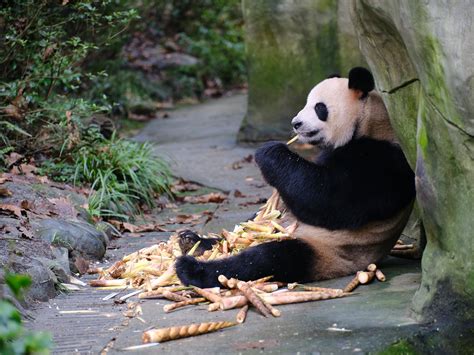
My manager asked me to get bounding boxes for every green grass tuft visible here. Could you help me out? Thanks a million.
[74,132,172,220]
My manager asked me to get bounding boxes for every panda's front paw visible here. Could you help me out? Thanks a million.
[255,141,288,167]
[255,141,290,186]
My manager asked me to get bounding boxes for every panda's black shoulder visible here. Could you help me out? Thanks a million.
[319,137,411,172]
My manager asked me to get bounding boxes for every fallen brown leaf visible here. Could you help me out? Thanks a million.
[183,192,227,204]
[167,214,202,224]
[6,152,23,166]
[0,188,12,197]
[234,190,246,198]
[74,257,90,274]
[0,204,23,218]
[20,200,32,210]
[121,222,167,233]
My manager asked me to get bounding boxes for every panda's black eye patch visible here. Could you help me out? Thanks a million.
[315,103,328,121]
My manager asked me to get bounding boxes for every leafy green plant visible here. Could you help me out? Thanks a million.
[73,131,172,219]
[0,0,138,158]
[1,273,52,354]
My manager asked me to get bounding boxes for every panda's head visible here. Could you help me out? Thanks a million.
[291,67,393,148]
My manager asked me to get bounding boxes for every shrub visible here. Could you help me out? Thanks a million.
[0,0,138,157]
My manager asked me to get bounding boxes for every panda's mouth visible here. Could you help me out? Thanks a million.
[298,130,324,146]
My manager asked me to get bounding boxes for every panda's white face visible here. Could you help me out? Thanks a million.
[291,78,363,148]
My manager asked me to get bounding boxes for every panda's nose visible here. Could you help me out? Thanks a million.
[292,121,303,130]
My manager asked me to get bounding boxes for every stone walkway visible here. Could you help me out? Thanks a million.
[29,94,424,354]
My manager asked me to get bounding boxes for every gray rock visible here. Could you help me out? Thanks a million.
[36,219,107,261]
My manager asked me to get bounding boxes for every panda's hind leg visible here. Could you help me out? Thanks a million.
[177,230,219,256]
[175,239,316,288]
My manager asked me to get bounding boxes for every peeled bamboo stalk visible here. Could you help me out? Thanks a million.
[227,278,239,289]
[193,287,222,303]
[219,295,248,310]
[286,135,299,145]
[87,267,103,274]
[261,291,349,305]
[142,321,237,343]
[287,283,343,295]
[392,244,414,250]
[90,279,127,287]
[237,281,271,317]
[162,291,188,302]
[255,293,281,317]
[375,269,386,282]
[253,283,279,293]
[163,298,207,313]
[149,264,176,289]
[358,271,375,284]
[249,276,274,285]
[218,275,229,288]
[187,241,201,256]
[236,305,249,324]
[208,302,220,312]
[343,273,361,293]
[107,260,126,278]
[367,264,377,272]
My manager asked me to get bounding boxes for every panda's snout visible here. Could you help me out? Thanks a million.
[292,117,303,130]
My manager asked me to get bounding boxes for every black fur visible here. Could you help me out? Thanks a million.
[348,67,375,95]
[175,239,316,287]
[178,230,219,256]
[255,139,415,230]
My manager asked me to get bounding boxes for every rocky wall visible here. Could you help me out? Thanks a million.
[351,0,474,321]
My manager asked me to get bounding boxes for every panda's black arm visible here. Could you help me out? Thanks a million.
[255,140,415,230]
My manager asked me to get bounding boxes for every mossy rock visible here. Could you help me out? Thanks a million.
[352,0,474,322]
[238,0,365,142]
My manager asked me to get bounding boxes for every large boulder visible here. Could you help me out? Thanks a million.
[351,0,474,321]
[238,0,365,142]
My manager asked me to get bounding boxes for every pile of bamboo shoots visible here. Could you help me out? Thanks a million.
[89,189,296,290]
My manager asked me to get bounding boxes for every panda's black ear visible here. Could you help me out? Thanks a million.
[327,73,340,79]
[348,67,374,95]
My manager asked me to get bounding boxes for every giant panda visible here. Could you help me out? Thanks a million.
[176,67,416,287]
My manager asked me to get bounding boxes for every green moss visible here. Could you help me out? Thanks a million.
[378,339,417,355]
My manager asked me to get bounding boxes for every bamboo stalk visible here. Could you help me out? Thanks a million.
[375,269,386,282]
[219,295,248,310]
[343,273,361,293]
[367,264,377,272]
[218,275,229,288]
[207,302,220,312]
[142,321,236,343]
[255,293,281,317]
[286,135,299,145]
[261,291,350,305]
[162,291,188,302]
[236,305,249,324]
[163,298,207,313]
[237,281,271,317]
[89,279,127,287]
[287,283,343,295]
[193,287,222,303]
[358,271,375,284]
